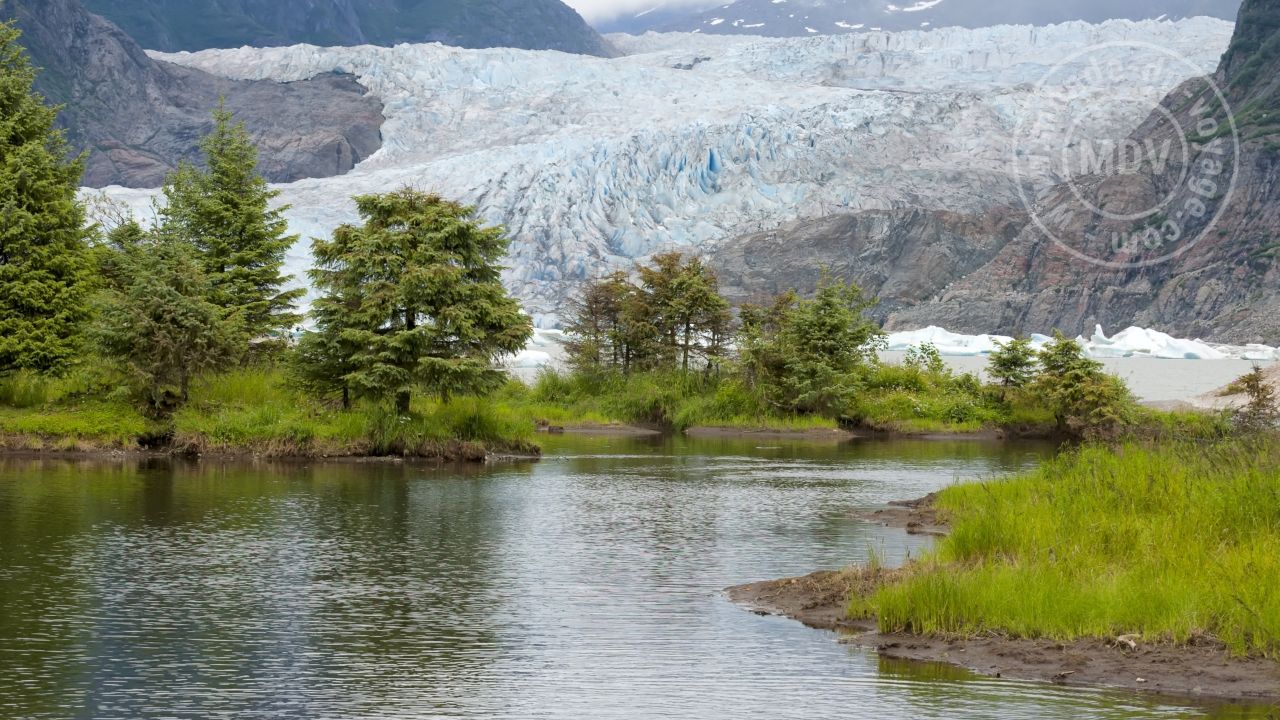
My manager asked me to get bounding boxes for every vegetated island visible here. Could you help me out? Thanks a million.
[729,371,1280,704]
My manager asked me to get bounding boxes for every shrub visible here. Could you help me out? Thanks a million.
[1234,366,1279,432]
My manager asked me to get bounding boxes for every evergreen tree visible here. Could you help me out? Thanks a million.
[1235,366,1279,432]
[160,102,302,342]
[309,189,533,414]
[564,271,630,372]
[988,337,1038,389]
[0,23,90,374]
[738,290,797,390]
[636,253,731,372]
[93,219,148,292]
[742,278,884,415]
[94,233,240,415]
[289,280,362,411]
[1034,332,1132,436]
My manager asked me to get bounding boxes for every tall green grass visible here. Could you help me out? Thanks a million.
[176,368,536,456]
[0,366,536,457]
[510,369,837,432]
[860,440,1280,657]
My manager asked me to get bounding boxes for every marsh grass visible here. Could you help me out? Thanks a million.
[859,440,1280,657]
[509,369,837,432]
[0,367,538,458]
[175,369,537,456]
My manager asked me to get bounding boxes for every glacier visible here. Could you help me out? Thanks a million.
[90,18,1234,326]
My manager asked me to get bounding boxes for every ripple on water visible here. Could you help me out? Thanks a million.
[0,439,1258,719]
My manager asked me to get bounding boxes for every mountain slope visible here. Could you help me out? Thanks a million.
[623,0,1240,37]
[710,207,1029,321]
[886,0,1280,343]
[95,19,1232,325]
[4,0,385,188]
[81,0,616,57]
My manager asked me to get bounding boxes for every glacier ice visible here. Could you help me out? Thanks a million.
[90,18,1234,326]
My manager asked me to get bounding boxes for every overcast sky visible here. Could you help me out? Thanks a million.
[563,0,717,23]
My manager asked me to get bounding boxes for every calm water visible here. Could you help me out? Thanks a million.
[0,436,1270,719]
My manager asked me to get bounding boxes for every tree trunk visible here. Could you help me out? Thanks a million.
[398,306,416,415]
[682,320,692,372]
[342,385,351,412]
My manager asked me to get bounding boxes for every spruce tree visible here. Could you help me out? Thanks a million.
[94,232,240,416]
[635,253,731,372]
[0,23,90,374]
[289,281,362,410]
[160,103,302,342]
[740,279,884,415]
[988,337,1038,389]
[1034,332,1132,436]
[769,279,884,414]
[309,189,533,414]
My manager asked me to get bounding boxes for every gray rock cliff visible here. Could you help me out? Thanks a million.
[3,0,386,188]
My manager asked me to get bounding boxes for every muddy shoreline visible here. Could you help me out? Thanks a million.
[0,436,542,465]
[727,498,1280,705]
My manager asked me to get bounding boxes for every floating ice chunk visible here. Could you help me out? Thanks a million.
[508,350,553,369]
[886,325,1275,361]
[885,326,1010,356]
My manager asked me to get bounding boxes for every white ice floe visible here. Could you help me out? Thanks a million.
[89,18,1234,326]
[887,326,1280,361]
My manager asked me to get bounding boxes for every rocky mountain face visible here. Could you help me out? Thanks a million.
[884,0,1280,343]
[711,208,1029,321]
[81,0,616,57]
[618,0,1241,37]
[98,18,1232,327]
[4,0,386,188]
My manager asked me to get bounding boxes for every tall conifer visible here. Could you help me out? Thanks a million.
[160,103,302,341]
[0,23,90,374]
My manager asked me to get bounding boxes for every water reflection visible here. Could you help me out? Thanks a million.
[0,440,1271,719]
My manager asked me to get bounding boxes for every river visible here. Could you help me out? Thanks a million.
[0,437,1268,719]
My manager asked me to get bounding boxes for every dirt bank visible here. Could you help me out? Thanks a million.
[539,422,662,437]
[0,433,541,464]
[728,497,1280,704]
[851,493,948,537]
[684,426,855,440]
[1184,364,1280,412]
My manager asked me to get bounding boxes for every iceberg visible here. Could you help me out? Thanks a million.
[886,325,1278,361]
[884,326,1010,356]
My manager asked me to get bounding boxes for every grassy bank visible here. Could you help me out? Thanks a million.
[0,368,538,459]
[496,370,840,433]
[0,359,1239,457]
[851,440,1280,657]
[503,365,1233,438]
